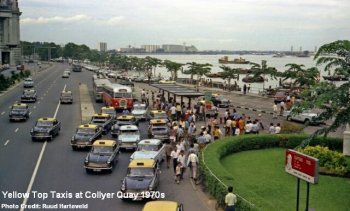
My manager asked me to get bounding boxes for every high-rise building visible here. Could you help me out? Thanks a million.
[0,0,21,66]
[141,45,161,53]
[99,42,107,52]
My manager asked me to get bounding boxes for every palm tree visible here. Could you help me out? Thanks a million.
[183,62,212,90]
[145,56,162,78]
[163,60,183,80]
[249,60,278,90]
[282,64,319,88]
[219,65,240,91]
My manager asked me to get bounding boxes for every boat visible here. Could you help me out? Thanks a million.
[323,75,348,81]
[242,75,264,83]
[272,53,285,58]
[218,56,250,64]
[206,72,224,78]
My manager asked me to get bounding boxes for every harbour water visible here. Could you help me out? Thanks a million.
[131,54,333,93]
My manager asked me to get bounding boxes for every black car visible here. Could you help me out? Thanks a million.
[9,103,29,122]
[211,95,230,108]
[84,140,120,173]
[89,113,114,134]
[21,89,37,103]
[30,117,61,141]
[72,64,82,72]
[71,124,103,150]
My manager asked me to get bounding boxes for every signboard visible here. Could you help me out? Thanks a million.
[285,149,319,184]
[204,91,212,101]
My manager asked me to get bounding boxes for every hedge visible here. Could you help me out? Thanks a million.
[200,134,343,210]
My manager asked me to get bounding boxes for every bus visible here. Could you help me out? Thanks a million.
[93,79,111,102]
[102,83,134,110]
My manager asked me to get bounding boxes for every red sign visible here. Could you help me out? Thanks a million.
[285,149,319,184]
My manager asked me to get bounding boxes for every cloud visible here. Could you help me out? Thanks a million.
[21,14,90,25]
[100,16,125,26]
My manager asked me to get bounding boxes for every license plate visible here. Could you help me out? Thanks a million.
[93,169,101,172]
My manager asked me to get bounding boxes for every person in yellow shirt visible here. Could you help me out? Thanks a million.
[225,186,237,211]
[238,117,245,135]
[213,125,222,140]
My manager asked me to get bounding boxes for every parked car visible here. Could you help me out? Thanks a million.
[30,117,61,141]
[120,159,161,201]
[9,103,29,122]
[21,89,37,103]
[60,90,73,104]
[283,109,323,125]
[71,124,103,150]
[134,76,145,82]
[23,78,34,88]
[274,91,288,104]
[84,140,120,173]
[211,94,230,108]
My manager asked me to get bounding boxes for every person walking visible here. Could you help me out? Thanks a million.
[177,150,186,180]
[243,84,247,95]
[247,84,251,93]
[273,103,278,119]
[268,123,275,134]
[175,162,182,184]
[275,123,281,134]
[213,125,222,140]
[170,146,180,173]
[225,117,232,136]
[165,143,174,168]
[187,151,199,180]
[225,186,237,211]
[238,117,245,135]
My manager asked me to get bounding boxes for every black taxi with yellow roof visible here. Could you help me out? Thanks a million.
[30,117,61,141]
[89,113,113,134]
[120,159,161,201]
[143,201,184,211]
[84,140,120,173]
[71,124,103,150]
[101,106,117,118]
[110,114,138,137]
[9,103,29,121]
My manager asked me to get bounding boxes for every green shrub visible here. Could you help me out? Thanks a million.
[200,134,343,210]
[280,121,305,134]
[299,145,348,176]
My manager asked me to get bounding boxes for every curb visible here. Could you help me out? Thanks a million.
[229,104,274,115]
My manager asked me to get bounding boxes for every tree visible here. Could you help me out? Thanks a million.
[183,62,212,90]
[282,64,319,88]
[144,56,162,78]
[219,65,240,91]
[163,60,183,80]
[249,60,278,90]
[295,40,350,146]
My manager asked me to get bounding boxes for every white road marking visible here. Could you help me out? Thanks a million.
[33,106,36,109]
[20,84,65,211]
[4,140,10,146]
[8,106,11,109]
[37,101,40,104]
[29,112,32,115]
[15,128,19,133]
[1,111,5,115]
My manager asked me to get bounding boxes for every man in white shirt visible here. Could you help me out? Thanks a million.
[187,152,199,180]
[244,122,253,134]
[275,123,281,134]
[177,150,186,179]
[170,147,180,173]
[170,105,176,120]
[225,186,237,211]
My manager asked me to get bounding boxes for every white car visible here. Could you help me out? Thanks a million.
[283,109,323,125]
[23,78,34,88]
[131,103,148,121]
[62,71,70,78]
[130,139,165,164]
[118,125,140,150]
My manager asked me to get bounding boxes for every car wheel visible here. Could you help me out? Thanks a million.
[304,119,310,125]
[31,137,36,141]
[72,146,77,151]
[85,169,91,174]
[286,116,291,121]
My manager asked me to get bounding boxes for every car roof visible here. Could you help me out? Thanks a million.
[139,139,162,145]
[134,103,147,107]
[117,115,134,120]
[78,124,98,129]
[150,110,166,114]
[92,113,110,117]
[143,201,179,211]
[38,117,56,122]
[120,125,138,130]
[13,103,27,107]
[93,140,116,147]
[102,106,114,110]
[128,159,156,168]
[150,119,167,124]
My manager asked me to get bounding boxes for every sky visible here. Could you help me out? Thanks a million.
[19,0,350,51]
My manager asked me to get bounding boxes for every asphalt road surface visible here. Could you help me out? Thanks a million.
[0,63,211,211]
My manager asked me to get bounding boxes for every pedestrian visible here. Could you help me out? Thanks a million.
[165,143,174,168]
[238,117,245,135]
[188,143,198,156]
[176,138,186,152]
[244,121,253,134]
[187,151,199,180]
[175,162,182,184]
[250,120,259,134]
[177,125,184,142]
[280,101,285,116]
[225,117,232,136]
[204,130,212,144]
[177,150,186,179]
[275,123,281,134]
[170,104,176,121]
[225,186,237,211]
[273,103,278,119]
[243,84,247,95]
[231,119,237,136]
[268,123,275,134]
[213,125,222,140]
[247,84,251,93]
[170,146,180,173]
[197,132,207,150]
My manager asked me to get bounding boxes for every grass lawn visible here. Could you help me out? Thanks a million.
[221,148,350,211]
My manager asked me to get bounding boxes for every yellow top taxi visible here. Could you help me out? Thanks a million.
[9,103,29,121]
[110,114,138,137]
[30,117,61,141]
[120,159,161,201]
[71,124,103,150]
[84,140,120,173]
[143,201,184,211]
[148,119,169,142]
[89,113,113,134]
[101,106,117,118]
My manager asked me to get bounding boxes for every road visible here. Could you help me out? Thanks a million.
[0,63,212,211]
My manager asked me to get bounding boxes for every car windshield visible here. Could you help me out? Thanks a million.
[25,79,33,82]
[138,145,158,151]
[152,127,167,132]
[12,106,26,111]
[36,121,53,127]
[77,128,95,135]
[23,90,35,95]
[61,93,72,97]
[153,113,167,118]
[118,119,132,122]
[92,146,113,153]
[92,117,108,122]
[133,105,146,110]
[120,130,139,135]
[128,168,154,177]
[102,109,115,115]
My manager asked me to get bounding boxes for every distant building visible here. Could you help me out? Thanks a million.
[185,45,198,53]
[118,47,146,53]
[141,45,161,53]
[99,42,107,52]
[162,44,185,53]
[0,0,21,66]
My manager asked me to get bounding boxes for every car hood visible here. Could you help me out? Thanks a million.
[91,121,107,127]
[132,110,146,115]
[11,111,26,115]
[74,134,93,141]
[130,151,158,160]
[33,127,50,133]
[125,176,153,190]
[87,153,111,163]
[22,94,34,98]
[152,130,168,135]
[118,135,140,142]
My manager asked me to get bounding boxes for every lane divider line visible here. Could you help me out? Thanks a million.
[15,128,19,133]
[29,112,32,115]
[4,140,10,146]
[20,84,65,211]
[1,111,4,115]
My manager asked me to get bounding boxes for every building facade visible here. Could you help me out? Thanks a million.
[141,45,161,53]
[0,0,21,66]
[99,42,107,52]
